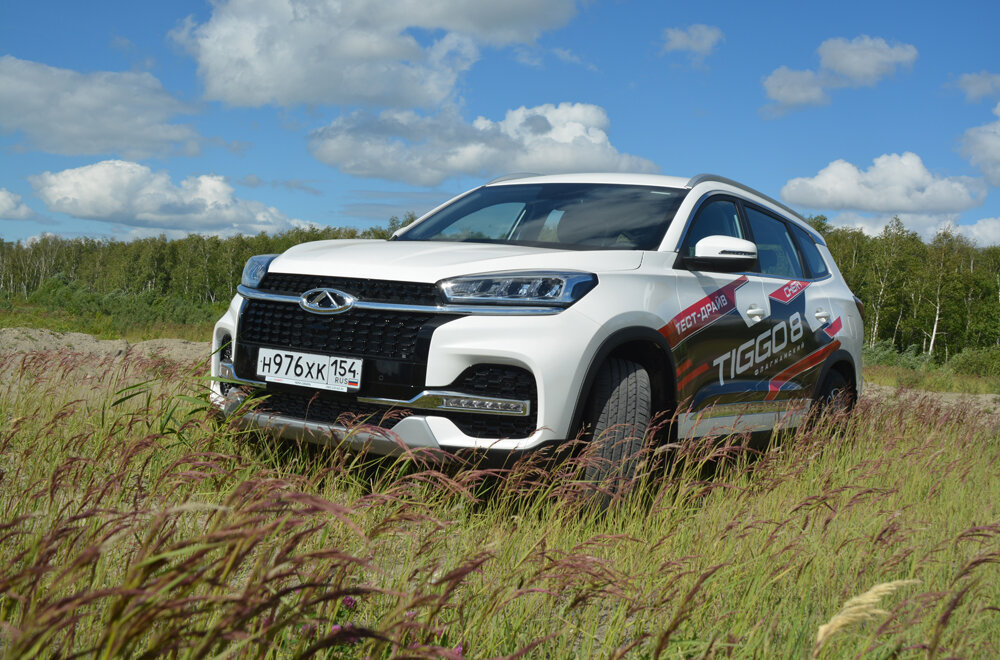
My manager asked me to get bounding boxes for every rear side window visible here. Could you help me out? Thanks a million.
[745,206,805,279]
[681,198,743,257]
[789,223,830,278]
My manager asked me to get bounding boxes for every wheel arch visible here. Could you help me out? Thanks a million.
[567,327,678,438]
[811,348,859,400]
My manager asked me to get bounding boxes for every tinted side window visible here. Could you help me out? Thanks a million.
[789,223,830,278]
[745,206,805,279]
[681,198,742,257]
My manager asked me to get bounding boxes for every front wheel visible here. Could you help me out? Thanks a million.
[580,358,652,492]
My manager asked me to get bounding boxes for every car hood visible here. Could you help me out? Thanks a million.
[268,240,644,282]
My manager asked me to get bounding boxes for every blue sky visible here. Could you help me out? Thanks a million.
[2,0,999,245]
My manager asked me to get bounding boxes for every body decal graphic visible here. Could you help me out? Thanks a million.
[678,362,710,391]
[765,340,841,400]
[660,275,748,348]
[824,316,843,337]
[668,277,844,409]
[768,280,810,304]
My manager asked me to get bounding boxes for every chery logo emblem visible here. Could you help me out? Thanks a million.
[299,288,356,314]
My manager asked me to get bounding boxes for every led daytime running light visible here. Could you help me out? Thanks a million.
[440,396,527,415]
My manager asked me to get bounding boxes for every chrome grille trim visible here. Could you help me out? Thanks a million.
[236,284,562,315]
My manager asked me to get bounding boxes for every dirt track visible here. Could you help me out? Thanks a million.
[2,327,998,418]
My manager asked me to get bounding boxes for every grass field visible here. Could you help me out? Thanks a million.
[1,350,998,658]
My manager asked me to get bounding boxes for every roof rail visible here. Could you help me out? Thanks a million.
[686,173,805,222]
[486,172,541,184]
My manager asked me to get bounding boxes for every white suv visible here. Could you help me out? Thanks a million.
[211,173,862,469]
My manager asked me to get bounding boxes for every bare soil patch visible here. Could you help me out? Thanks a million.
[863,381,1000,418]
[0,327,210,364]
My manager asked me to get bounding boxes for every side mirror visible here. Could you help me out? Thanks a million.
[684,235,757,272]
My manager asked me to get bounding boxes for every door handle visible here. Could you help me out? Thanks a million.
[747,305,766,321]
[815,308,831,323]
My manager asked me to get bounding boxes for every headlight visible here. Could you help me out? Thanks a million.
[439,271,598,306]
[241,254,279,288]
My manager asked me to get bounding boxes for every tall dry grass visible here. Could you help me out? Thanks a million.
[1,349,998,658]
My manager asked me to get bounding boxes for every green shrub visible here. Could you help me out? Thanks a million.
[947,345,1000,378]
[863,340,932,370]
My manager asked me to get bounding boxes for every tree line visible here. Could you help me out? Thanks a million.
[809,216,1000,361]
[0,216,413,304]
[1,213,998,362]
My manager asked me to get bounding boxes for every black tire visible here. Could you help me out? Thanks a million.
[580,358,652,491]
[813,368,856,419]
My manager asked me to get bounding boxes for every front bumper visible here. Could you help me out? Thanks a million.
[213,356,539,454]
[211,277,611,454]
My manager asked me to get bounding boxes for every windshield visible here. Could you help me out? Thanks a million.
[397,183,687,250]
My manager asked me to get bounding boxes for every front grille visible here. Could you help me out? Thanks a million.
[259,273,441,305]
[239,300,443,360]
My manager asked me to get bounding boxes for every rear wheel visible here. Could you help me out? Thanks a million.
[813,368,856,419]
[580,358,652,492]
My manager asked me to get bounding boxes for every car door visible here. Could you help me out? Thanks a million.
[742,204,839,420]
[664,196,772,437]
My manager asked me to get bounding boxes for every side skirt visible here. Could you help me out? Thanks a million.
[677,399,811,438]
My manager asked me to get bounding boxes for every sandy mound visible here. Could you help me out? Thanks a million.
[863,381,1000,417]
[0,327,210,363]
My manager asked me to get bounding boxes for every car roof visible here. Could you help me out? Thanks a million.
[485,172,692,188]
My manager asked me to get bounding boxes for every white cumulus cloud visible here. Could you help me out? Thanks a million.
[0,56,199,158]
[309,103,658,186]
[29,160,307,235]
[762,35,917,116]
[661,24,724,65]
[954,217,1000,245]
[0,188,35,220]
[762,67,829,108]
[962,102,1000,186]
[956,71,1000,102]
[816,36,917,86]
[781,152,986,214]
[172,0,577,108]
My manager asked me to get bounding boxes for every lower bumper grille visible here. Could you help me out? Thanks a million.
[251,365,538,439]
[256,389,410,429]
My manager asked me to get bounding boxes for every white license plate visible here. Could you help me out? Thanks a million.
[256,348,362,392]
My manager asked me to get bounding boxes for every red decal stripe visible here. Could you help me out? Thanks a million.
[768,280,810,303]
[660,275,748,348]
[677,362,709,391]
[824,316,843,337]
[677,359,693,376]
[765,340,841,401]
